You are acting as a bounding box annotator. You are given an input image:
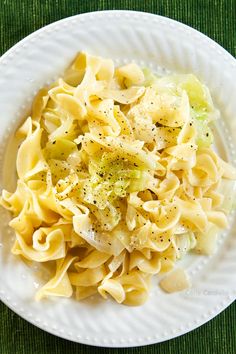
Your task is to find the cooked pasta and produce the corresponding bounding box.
[1,52,236,305]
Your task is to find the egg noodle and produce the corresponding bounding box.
[1,52,235,305]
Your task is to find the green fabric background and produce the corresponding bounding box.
[0,0,235,353]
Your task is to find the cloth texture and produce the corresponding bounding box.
[0,0,235,353]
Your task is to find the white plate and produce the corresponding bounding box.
[0,10,236,348]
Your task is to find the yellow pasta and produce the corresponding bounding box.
[1,51,236,305]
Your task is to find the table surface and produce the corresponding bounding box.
[0,0,235,353]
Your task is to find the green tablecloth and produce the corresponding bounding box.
[0,0,235,353]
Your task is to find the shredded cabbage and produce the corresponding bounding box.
[218,179,236,213]
[152,74,216,147]
[142,68,158,87]
[195,119,214,148]
[81,152,153,209]
[173,232,197,259]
